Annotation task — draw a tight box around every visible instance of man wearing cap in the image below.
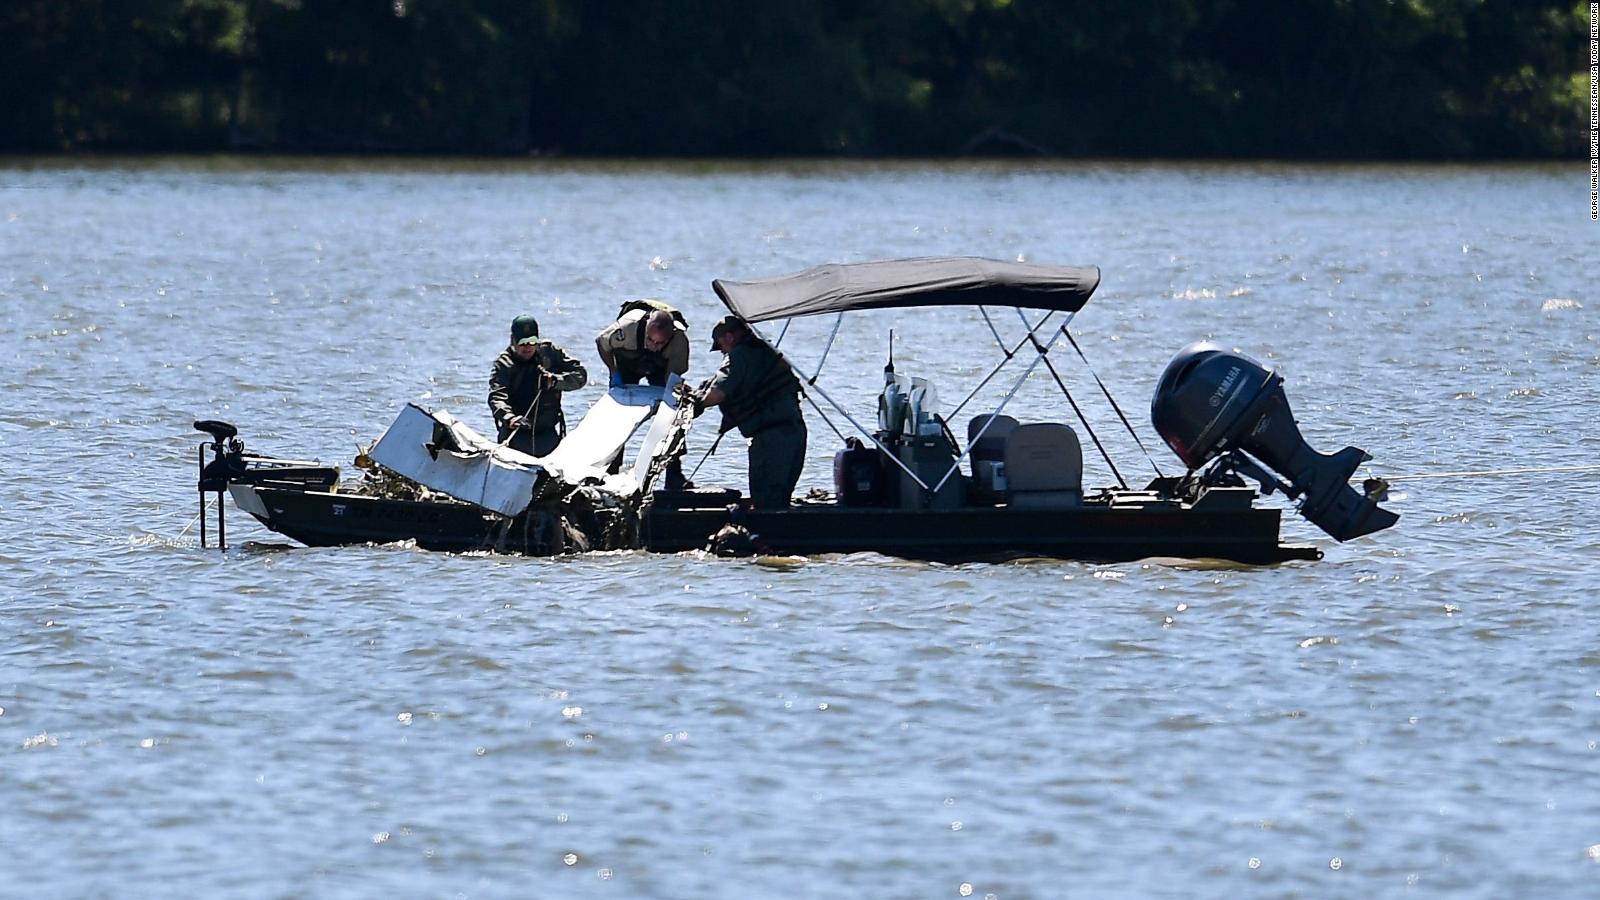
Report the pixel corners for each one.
[595,301,690,388]
[489,314,588,456]
[696,315,806,509]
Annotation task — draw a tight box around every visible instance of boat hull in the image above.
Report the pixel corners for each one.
[236,486,569,554]
[644,502,1320,564]
[230,485,1319,564]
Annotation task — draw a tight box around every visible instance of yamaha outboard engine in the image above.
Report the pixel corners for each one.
[1150,342,1397,541]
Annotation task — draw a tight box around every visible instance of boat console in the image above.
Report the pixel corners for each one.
[832,371,1090,512]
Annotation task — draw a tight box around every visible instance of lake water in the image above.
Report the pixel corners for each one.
[2,157,1596,898]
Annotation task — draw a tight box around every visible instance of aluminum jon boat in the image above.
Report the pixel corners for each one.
[190,257,1396,563]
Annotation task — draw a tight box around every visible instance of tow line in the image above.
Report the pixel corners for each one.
[1376,463,1600,482]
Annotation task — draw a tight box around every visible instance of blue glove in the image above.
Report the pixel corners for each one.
[609,371,625,388]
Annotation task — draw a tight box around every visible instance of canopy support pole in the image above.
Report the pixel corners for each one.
[1062,331,1164,480]
[746,320,933,492]
[1034,332,1128,489]
[946,309,1067,425]
[978,306,1008,350]
[801,391,850,445]
[811,312,844,383]
[803,380,933,491]
[1012,307,1161,481]
[929,318,1068,496]
[732,302,1133,503]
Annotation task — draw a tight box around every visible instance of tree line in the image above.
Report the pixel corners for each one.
[0,0,1588,158]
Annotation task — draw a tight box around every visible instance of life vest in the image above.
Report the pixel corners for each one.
[717,336,803,436]
[615,300,688,364]
[616,298,688,332]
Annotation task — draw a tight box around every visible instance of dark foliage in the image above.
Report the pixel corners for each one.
[0,0,1587,157]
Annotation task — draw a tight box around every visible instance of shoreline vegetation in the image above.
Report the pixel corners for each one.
[1,1,1589,160]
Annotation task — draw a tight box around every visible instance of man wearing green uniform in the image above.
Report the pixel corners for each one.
[697,315,806,509]
[488,314,588,456]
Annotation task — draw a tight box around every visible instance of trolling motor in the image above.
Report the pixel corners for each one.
[195,420,243,549]
[193,420,340,550]
[1149,342,1398,542]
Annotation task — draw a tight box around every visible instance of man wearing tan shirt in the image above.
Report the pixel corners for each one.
[595,302,690,388]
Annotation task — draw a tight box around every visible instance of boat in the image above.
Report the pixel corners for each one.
[192,257,1397,563]
[193,385,683,555]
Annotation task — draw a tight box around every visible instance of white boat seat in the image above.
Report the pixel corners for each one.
[1004,423,1083,509]
[967,414,1019,501]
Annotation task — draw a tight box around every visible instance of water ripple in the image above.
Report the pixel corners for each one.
[2,159,1595,898]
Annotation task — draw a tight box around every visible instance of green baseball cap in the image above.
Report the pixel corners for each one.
[510,315,540,345]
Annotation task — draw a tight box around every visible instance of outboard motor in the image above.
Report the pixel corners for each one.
[1150,342,1397,542]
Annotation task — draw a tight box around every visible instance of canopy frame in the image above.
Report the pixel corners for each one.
[704,258,1164,503]
[714,256,1102,324]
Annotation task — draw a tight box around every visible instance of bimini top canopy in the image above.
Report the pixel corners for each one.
[712,256,1101,324]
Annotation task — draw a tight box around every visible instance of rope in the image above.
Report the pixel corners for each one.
[1379,463,1600,482]
[498,363,549,448]
[176,496,213,540]
[685,433,723,482]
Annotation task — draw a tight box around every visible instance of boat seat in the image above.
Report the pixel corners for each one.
[1003,423,1083,509]
[967,414,1019,502]
[968,413,1020,447]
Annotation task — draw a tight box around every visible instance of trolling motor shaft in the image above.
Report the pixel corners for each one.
[195,420,239,549]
